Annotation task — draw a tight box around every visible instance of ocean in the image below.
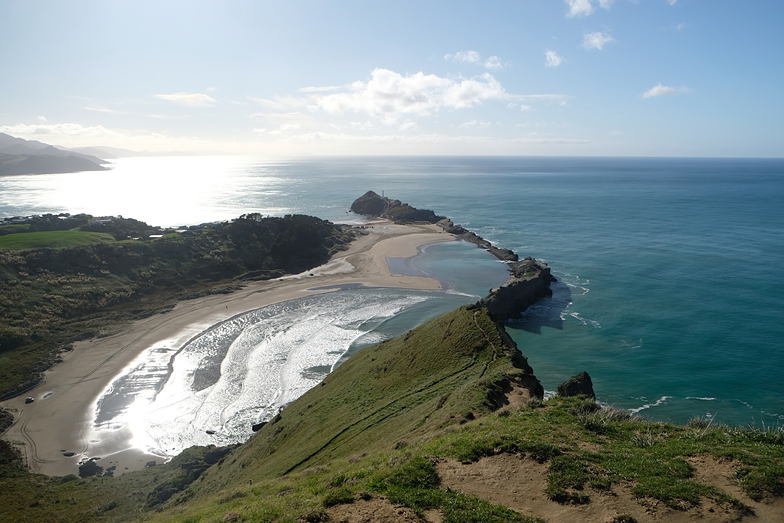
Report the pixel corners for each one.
[2,156,783,456]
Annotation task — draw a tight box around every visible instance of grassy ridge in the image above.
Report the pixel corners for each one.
[1,303,783,522]
[0,230,116,250]
[189,306,539,490]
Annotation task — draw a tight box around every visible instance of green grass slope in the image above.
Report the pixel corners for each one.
[1,304,783,522]
[193,305,541,490]
[0,230,116,249]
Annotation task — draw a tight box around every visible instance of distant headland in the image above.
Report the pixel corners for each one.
[0,133,108,176]
[350,190,557,320]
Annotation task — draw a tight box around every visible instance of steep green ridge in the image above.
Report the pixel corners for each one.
[1,304,783,522]
[189,305,541,491]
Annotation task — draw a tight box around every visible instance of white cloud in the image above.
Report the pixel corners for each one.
[312,68,510,124]
[299,86,341,93]
[269,123,302,136]
[248,98,286,110]
[666,0,678,5]
[642,83,692,98]
[247,69,567,130]
[249,112,316,130]
[249,96,313,109]
[146,114,189,120]
[153,92,216,107]
[566,0,615,17]
[582,32,615,50]
[459,120,491,129]
[483,56,504,71]
[399,121,418,131]
[37,115,47,122]
[83,106,128,115]
[0,122,118,138]
[445,50,505,70]
[545,50,564,67]
[566,0,593,17]
[445,50,482,64]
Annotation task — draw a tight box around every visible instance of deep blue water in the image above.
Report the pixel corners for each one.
[2,156,783,427]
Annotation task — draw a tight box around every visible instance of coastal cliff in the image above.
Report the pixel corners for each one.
[351,190,556,319]
[478,257,554,321]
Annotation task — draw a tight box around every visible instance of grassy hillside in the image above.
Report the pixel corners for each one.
[1,305,783,522]
[0,230,116,249]
[187,305,540,488]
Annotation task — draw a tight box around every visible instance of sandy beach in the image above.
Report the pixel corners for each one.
[1,221,455,477]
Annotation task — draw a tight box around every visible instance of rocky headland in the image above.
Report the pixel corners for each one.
[0,132,107,176]
[351,190,556,320]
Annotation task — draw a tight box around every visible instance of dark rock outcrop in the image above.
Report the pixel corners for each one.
[557,371,595,399]
[477,258,555,321]
[436,219,518,262]
[78,460,104,478]
[350,191,388,216]
[350,191,444,224]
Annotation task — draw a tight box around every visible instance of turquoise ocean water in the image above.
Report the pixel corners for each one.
[2,156,783,433]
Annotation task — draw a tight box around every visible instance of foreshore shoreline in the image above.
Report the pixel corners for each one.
[1,221,455,477]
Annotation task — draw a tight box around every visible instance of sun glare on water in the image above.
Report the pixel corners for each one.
[10,156,295,227]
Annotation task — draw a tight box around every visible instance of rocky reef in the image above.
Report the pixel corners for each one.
[435,217,518,262]
[350,191,556,320]
[557,371,596,399]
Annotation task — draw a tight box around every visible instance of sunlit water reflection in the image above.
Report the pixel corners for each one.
[88,288,469,458]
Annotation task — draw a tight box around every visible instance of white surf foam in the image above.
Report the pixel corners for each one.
[88,290,432,458]
[629,395,673,414]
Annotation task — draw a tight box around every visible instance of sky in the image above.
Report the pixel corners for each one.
[0,0,782,157]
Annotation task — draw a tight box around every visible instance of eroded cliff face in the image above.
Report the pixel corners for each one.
[350,191,555,320]
[477,258,555,321]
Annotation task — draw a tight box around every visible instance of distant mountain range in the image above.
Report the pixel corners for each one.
[0,134,226,175]
[0,133,108,176]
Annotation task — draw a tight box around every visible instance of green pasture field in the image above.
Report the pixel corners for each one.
[0,230,116,250]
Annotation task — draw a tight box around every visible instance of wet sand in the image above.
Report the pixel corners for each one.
[0,221,454,476]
